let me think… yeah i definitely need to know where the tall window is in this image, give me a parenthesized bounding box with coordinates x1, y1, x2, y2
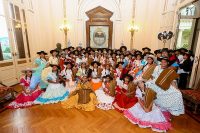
(9, 3, 26, 59)
(176, 19, 194, 49)
(0, 0, 12, 61)
(176, 1, 200, 50)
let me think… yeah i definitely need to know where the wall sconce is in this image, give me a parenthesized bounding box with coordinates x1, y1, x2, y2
(15, 23, 22, 29)
(128, 20, 139, 50)
(59, 19, 70, 47)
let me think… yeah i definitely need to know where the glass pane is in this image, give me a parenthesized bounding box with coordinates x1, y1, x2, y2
(25, 28, 30, 58)
(12, 20, 26, 58)
(14, 5, 20, 20)
(180, 4, 196, 16)
(176, 19, 194, 49)
(0, 0, 5, 15)
(9, 3, 15, 19)
(0, 16, 12, 61)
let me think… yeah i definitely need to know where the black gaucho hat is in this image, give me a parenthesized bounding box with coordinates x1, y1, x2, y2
(64, 62, 74, 68)
(115, 49, 121, 54)
(105, 75, 113, 80)
(135, 53, 143, 59)
(120, 46, 127, 51)
(63, 48, 69, 51)
(179, 48, 188, 53)
(168, 50, 175, 53)
(161, 57, 169, 62)
(122, 74, 133, 82)
(142, 47, 151, 52)
(83, 51, 90, 55)
(116, 62, 124, 68)
(50, 49, 58, 54)
(37, 51, 47, 55)
(154, 49, 162, 54)
(50, 64, 60, 69)
(97, 48, 103, 53)
(86, 46, 92, 51)
(161, 48, 169, 53)
(91, 61, 101, 66)
(73, 50, 79, 55)
(134, 50, 142, 55)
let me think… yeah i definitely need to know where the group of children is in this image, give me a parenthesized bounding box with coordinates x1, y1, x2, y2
(7, 45, 191, 132)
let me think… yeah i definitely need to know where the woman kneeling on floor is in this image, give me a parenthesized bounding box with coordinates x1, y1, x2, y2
(61, 75, 98, 111)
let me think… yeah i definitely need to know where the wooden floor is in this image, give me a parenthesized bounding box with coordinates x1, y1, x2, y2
(0, 103, 200, 133)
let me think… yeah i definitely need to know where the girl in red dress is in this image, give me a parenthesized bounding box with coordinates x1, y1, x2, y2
(113, 74, 138, 113)
(7, 68, 43, 109)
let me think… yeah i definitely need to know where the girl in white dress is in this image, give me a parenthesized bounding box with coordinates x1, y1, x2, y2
(101, 64, 111, 78)
(76, 62, 88, 81)
(48, 50, 59, 65)
(95, 75, 116, 110)
(124, 80, 172, 132)
(34, 64, 69, 104)
(60, 62, 76, 93)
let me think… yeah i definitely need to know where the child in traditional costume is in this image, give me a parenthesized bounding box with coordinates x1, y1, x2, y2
(88, 61, 102, 91)
(129, 54, 145, 78)
(76, 62, 88, 81)
(7, 68, 43, 109)
(59, 51, 66, 70)
(101, 64, 112, 78)
(95, 75, 116, 110)
(135, 55, 157, 81)
(124, 80, 172, 132)
(48, 49, 59, 65)
(178, 53, 192, 89)
(75, 53, 83, 66)
(113, 74, 138, 112)
(114, 62, 128, 86)
(60, 62, 76, 92)
(61, 75, 98, 111)
(34, 64, 69, 104)
(32, 51, 48, 89)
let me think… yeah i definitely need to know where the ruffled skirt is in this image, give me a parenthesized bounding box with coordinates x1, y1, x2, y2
(34, 83, 69, 104)
(113, 87, 138, 111)
(61, 93, 98, 111)
(124, 103, 172, 132)
(95, 89, 114, 110)
(145, 80, 184, 116)
(7, 89, 43, 109)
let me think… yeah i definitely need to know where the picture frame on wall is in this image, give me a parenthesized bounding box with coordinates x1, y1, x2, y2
(90, 26, 109, 48)
(86, 6, 113, 49)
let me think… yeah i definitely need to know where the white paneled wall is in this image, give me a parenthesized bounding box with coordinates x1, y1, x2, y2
(28, 0, 170, 54)
(16, 0, 200, 59)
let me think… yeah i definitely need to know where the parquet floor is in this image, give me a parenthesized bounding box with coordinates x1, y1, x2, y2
(0, 103, 200, 133)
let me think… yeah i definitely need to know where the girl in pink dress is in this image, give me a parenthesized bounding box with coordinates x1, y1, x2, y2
(7, 68, 43, 109)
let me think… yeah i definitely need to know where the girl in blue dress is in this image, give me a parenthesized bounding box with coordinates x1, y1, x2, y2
(34, 64, 69, 104)
(30, 51, 48, 90)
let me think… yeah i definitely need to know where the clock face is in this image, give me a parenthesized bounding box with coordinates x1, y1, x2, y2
(93, 29, 106, 46)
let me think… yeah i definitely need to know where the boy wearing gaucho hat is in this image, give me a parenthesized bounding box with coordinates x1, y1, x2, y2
(142, 47, 151, 54)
